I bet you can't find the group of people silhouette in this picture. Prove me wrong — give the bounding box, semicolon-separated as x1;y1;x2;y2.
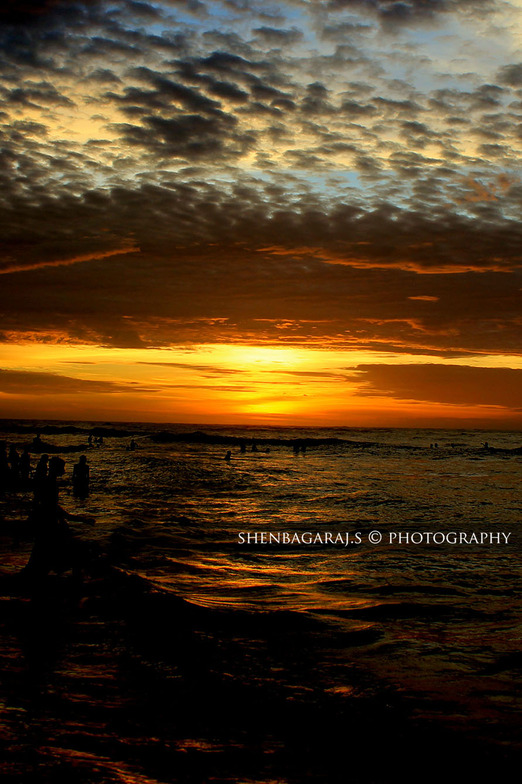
224;439;305;461
25;454;93;580
1;439;93;581
0;444;31;490
1;443;90;499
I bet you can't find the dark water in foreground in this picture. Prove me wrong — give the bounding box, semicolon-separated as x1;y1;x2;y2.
0;422;521;783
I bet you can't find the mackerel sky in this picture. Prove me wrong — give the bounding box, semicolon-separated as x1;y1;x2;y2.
1;0;521;424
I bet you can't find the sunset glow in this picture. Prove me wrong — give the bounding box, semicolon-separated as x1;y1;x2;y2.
0;339;520;427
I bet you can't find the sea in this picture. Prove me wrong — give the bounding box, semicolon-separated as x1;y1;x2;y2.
0;421;521;783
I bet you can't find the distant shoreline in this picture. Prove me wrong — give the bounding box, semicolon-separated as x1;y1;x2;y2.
0;421;520;453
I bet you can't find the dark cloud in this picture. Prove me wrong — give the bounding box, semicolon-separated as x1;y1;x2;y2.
354;364;522;409
10;119;49;135
198;50;259;73
253;27;303;45
372;96;423;116
0;1;95;26
6;81;75;108
0;173;521;356
83;36;142;59
163;0;206;12
110;112;254;159
497;63;522;88
138;361;242;376
3;177;522;275
206;79;249;102
83;67;122;83
0;368;150;394
0;0;201;30
321;21;372;41
340;99;377;117
326;0;495;30
125;1;163;21
123;71;223;113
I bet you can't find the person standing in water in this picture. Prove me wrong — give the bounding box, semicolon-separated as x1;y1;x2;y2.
72;455;90;498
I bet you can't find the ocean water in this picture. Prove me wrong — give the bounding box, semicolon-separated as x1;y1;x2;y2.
0;422;521;782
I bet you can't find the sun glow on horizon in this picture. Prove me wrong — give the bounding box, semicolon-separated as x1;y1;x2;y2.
0;340;521;428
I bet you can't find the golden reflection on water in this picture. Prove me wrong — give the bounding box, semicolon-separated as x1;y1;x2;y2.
0;423;521;780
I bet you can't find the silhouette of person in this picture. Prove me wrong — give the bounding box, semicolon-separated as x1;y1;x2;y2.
239;440;246;454
72;455;90;498
48;456;65;483
34;455;65;505
129;439;136;451
32;433;42;449
24;496;70;579
32;455;64;510
20;448;31;483
34;454;48;479
224;450;232;462
24;456;68;578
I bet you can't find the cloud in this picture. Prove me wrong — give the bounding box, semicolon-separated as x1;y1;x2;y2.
0;1;94;26
325;0;496;30
137;361;243;376
0;245;139;275
253;27;304;45
354;363;522;409
497;62;522;87
0;368;151;395
0;171;521;355
110;112;255;160
1;0;522;366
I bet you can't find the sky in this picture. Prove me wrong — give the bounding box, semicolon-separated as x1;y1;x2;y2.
0;0;521;427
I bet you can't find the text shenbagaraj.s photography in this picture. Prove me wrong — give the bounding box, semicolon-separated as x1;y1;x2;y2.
237;531;513;547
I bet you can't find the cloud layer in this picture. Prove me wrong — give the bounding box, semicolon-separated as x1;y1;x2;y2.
1;0;521;362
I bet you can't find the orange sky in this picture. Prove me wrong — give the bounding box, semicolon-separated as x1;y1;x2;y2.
1;341;521;428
